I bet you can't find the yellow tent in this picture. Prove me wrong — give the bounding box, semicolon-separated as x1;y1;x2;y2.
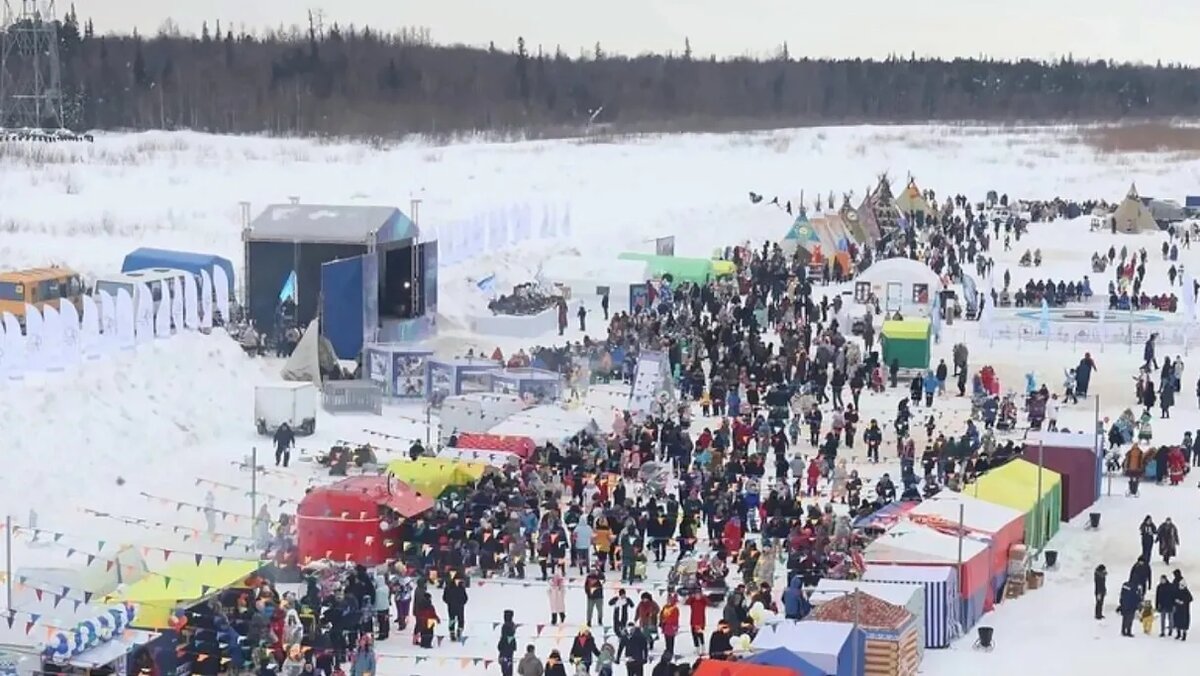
710;260;737;278
970;459;1062;550
110;560;261;629
387;457;488;498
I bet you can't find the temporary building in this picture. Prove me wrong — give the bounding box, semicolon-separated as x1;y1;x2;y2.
752;620;866;676
386;458;488;499
1022;431;1103;521
861;564;961;648
812;580;926;661
539;254;649;303
297;475;434;565
111;560;261;629
438;392;526;439
743;647;826;676
907;494;1026;601
809;592;919;676
782;212;824;257
840;198;872;246
969;459;1062;550
694;659;811;676
487;405;599;444
858;258;943;318
862;524;990;633
852;501;917;531
880;319;932;369
1112;184;1159;233
894;179;932;220
122;247;236;291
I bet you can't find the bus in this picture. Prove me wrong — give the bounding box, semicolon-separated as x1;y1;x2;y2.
0;267;84;322
92;268;190;319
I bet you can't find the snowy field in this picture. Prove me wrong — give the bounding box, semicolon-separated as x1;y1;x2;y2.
1;124;1199;675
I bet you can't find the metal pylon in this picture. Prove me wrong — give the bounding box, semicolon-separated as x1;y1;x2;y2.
0;1;64;129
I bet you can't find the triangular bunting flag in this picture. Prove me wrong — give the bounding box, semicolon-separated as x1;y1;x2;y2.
84;591;93;603
24;622;33;635
34;590;42;602
195;554;204;565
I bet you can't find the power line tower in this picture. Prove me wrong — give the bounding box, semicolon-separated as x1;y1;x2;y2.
0;0;64;129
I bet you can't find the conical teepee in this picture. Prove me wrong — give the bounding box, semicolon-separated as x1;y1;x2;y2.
895;176;931;216
1112;183;1158;233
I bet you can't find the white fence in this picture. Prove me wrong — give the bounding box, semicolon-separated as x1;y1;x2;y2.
432;202;572;268
971;318;1200;353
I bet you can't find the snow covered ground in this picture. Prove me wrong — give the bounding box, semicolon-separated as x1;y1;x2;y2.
1;124;1200;674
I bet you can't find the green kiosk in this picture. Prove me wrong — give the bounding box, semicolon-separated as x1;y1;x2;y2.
881;318;932;369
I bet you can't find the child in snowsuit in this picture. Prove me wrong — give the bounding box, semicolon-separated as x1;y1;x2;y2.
1140;599;1155;634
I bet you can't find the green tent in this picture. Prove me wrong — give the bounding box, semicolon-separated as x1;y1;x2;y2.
881;318;932;369
617;253;725;284
969;459;1063;550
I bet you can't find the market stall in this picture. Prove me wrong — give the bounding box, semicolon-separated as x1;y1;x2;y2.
1022;431;1102;521
812;580;926;661
296;476;433;565
880;319;932;369
969;459;1063;550
110;560;262;630
907;493;1025;601
808;591;920;676
860;565;961;649
752;620;866;676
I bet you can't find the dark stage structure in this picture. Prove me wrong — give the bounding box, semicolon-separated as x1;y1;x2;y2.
243;202;438;359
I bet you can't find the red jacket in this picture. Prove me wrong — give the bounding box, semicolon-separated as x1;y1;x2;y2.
658;603;680;637
685;594;708;630
722;520;743;552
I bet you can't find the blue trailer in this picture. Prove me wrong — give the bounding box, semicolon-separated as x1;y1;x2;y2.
122;248;235;289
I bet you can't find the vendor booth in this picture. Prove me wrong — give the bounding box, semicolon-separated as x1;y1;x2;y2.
861;565;961;649
487;367;563;403
426;356;502;401
907;494;1025;601
112;560;262;630
296;476;433;565
880;319;932;369
969;459;1062;550
1022;431;1102;521
363;342;434;399
438;392;527;439
742;648;825;676
487;405;599;444
812;580;926;662
751;620;866;676
616;253;732;284
862;524;990;633
809;591;920;676
695;660;811;676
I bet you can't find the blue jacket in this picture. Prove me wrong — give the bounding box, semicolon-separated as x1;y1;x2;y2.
782;577;810;619
922;372;939;394
573;521;594;550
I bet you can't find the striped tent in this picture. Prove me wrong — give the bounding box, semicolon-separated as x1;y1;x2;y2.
861;564;961;649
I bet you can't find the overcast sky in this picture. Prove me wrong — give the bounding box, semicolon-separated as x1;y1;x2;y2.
83;0;1200;64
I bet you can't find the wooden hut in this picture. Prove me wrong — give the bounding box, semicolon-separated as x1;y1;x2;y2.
808;591;920;676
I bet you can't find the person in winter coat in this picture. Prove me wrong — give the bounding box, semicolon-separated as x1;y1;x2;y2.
658;595;680;656
443;576;468;641
544;650;568;676
685;590;707;649
1119;579;1140;637
1156;575;1176;637
548;575;567;625
1076;353;1097;397
707;620;734;660
572;520;594;574
634;593;660;645
584;570;605;626
609;588;633;630
518;646;545;676
569;628;599;671
782;576;810;620
498;610;519;676
350;635;376;676
922;370;939;406
1140;516;1158;562
1157;517;1180;564
414;591;439;648
1094;565;1108;620
623;626;649;676
1174;579;1192;640
371;573;390;640
596;643;616;676
1130;557;1153;597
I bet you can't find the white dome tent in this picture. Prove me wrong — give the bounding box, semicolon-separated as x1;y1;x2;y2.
856;258;944;317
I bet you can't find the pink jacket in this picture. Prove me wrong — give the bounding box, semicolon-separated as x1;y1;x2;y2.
548;576;567;614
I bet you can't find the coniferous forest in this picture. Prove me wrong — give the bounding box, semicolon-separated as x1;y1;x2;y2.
18;8;1200;137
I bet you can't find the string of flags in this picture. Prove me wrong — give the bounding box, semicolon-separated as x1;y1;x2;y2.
80;508;259;551
229;460;332;486
0;606;77;636
138;491;255;523
6;523;259;569
194;477;298;506
0;571;100;610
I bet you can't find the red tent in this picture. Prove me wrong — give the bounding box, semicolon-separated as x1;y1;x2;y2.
693;660;801;676
1023;431;1102;520
456;432;535;459
297;476;432;566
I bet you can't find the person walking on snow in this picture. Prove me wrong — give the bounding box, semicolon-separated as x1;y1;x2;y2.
273;422;295;467
1094;564;1108;620
578;305;588;332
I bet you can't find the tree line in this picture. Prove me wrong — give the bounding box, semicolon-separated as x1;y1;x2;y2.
12;8;1200;137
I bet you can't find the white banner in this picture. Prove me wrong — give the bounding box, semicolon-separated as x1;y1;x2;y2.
41;304;64;371
23;304;44;369
135;283;154;345
2;312;24;378
200;270;214;329
115;289;136;350
183;274;200;329
154;287;171;338
60;298;81;364
213;266;231;323
170;277;184;331
98;291;116;352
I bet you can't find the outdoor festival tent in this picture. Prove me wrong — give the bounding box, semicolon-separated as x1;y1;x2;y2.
880;319;932;369
809;592;920;676
1112;183;1158;233
894;178;932;221
297;475;434;565
1022;431;1103;521
862;523;990;632
487;405;600;444
616;253;730;284
813;580;926;661
907;493;1026;601
112;560;261;629
969;459;1062;550
752;620;866;676
861;564;960;648
386;457;488;498
743;648;826;676
695;660;808;676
